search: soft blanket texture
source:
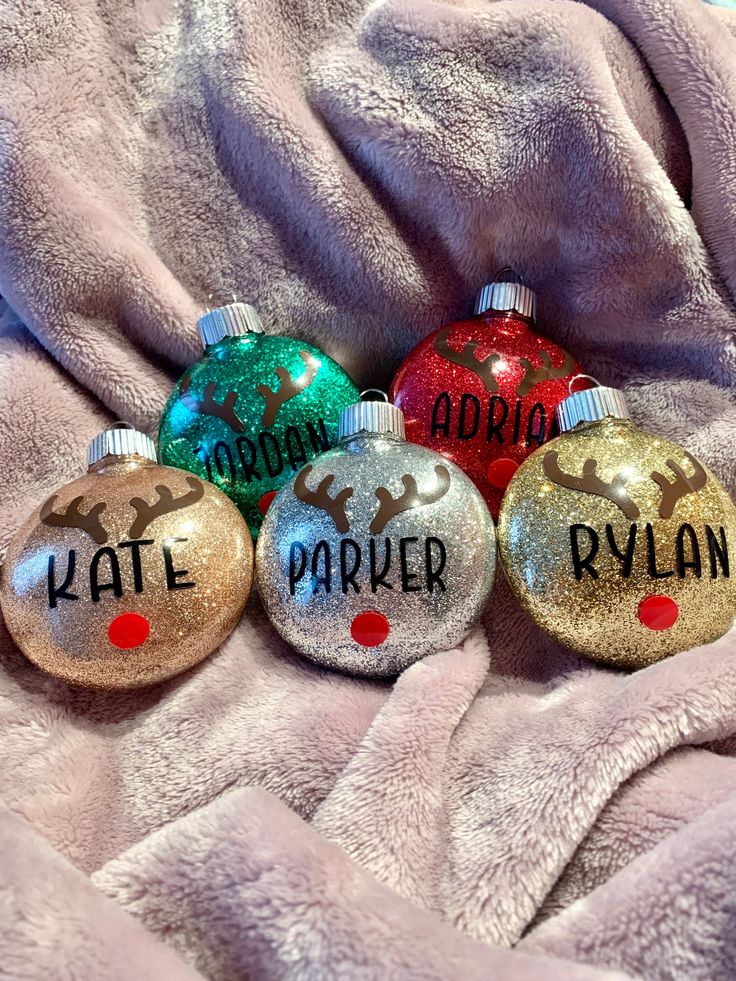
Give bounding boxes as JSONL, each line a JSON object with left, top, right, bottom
{"left": 2, "top": 0, "right": 736, "bottom": 977}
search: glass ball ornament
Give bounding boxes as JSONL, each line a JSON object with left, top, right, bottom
{"left": 158, "top": 295, "right": 359, "bottom": 538}
{"left": 390, "top": 270, "right": 585, "bottom": 518}
{"left": 0, "top": 424, "right": 253, "bottom": 689}
{"left": 497, "top": 381, "right": 736, "bottom": 669}
{"left": 256, "top": 394, "right": 497, "bottom": 676}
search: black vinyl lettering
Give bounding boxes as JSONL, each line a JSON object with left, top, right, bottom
{"left": 399, "top": 537, "right": 421, "bottom": 592}
{"left": 645, "top": 523, "right": 674, "bottom": 579}
{"left": 288, "top": 542, "right": 308, "bottom": 595}
{"left": 311, "top": 540, "right": 331, "bottom": 594}
{"left": 90, "top": 547, "right": 123, "bottom": 602}
{"left": 284, "top": 427, "right": 308, "bottom": 472}
{"left": 214, "top": 440, "right": 237, "bottom": 483}
{"left": 425, "top": 537, "right": 447, "bottom": 592}
{"left": 675, "top": 523, "right": 702, "bottom": 578}
{"left": 118, "top": 539, "right": 155, "bottom": 593}
{"left": 458, "top": 395, "right": 480, "bottom": 439}
{"left": 431, "top": 393, "right": 451, "bottom": 438}
{"left": 194, "top": 445, "right": 213, "bottom": 482}
{"left": 487, "top": 396, "right": 508, "bottom": 444}
{"left": 706, "top": 525, "right": 730, "bottom": 579}
{"left": 48, "top": 551, "right": 79, "bottom": 608}
{"left": 369, "top": 538, "right": 393, "bottom": 592}
{"left": 163, "top": 537, "right": 196, "bottom": 590}
{"left": 511, "top": 399, "right": 522, "bottom": 444}
{"left": 339, "top": 539, "right": 361, "bottom": 594}
{"left": 235, "top": 435, "right": 260, "bottom": 482}
{"left": 605, "top": 524, "right": 637, "bottom": 578}
{"left": 570, "top": 524, "right": 599, "bottom": 581}
{"left": 259, "top": 433, "right": 284, "bottom": 479}
{"left": 525, "top": 403, "right": 546, "bottom": 447}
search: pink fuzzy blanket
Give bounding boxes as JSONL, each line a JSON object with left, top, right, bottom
{"left": 2, "top": 0, "right": 736, "bottom": 977}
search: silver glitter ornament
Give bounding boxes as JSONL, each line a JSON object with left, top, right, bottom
{"left": 256, "top": 395, "right": 496, "bottom": 676}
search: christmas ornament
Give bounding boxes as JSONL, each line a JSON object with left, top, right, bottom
{"left": 390, "top": 270, "right": 584, "bottom": 518}
{"left": 498, "top": 381, "right": 736, "bottom": 669}
{"left": 256, "top": 393, "right": 496, "bottom": 676}
{"left": 0, "top": 424, "right": 253, "bottom": 689}
{"left": 158, "top": 295, "right": 359, "bottom": 537}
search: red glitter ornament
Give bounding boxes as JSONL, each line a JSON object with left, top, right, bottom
{"left": 390, "top": 271, "right": 585, "bottom": 519}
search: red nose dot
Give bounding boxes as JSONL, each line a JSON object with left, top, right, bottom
{"left": 108, "top": 612, "right": 150, "bottom": 650}
{"left": 258, "top": 490, "right": 278, "bottom": 515}
{"left": 351, "top": 610, "right": 390, "bottom": 647}
{"left": 638, "top": 595, "right": 679, "bottom": 631}
{"left": 487, "top": 457, "right": 519, "bottom": 489}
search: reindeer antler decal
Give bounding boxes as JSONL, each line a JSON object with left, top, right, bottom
{"left": 40, "top": 495, "right": 109, "bottom": 545}
{"left": 294, "top": 465, "right": 353, "bottom": 533}
{"left": 543, "top": 451, "right": 640, "bottom": 520}
{"left": 434, "top": 326, "right": 500, "bottom": 393}
{"left": 516, "top": 350, "right": 576, "bottom": 398}
{"left": 179, "top": 375, "right": 245, "bottom": 433}
{"left": 651, "top": 453, "right": 707, "bottom": 519}
{"left": 369, "top": 465, "right": 451, "bottom": 534}
{"left": 128, "top": 476, "right": 205, "bottom": 538}
{"left": 257, "top": 352, "right": 320, "bottom": 427}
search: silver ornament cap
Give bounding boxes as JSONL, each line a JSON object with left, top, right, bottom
{"left": 338, "top": 393, "right": 406, "bottom": 441}
{"left": 197, "top": 297, "right": 264, "bottom": 347}
{"left": 556, "top": 377, "right": 631, "bottom": 433}
{"left": 474, "top": 268, "right": 537, "bottom": 320}
{"left": 87, "top": 424, "right": 157, "bottom": 467}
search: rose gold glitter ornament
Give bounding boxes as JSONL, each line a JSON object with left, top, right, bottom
{"left": 0, "top": 424, "right": 253, "bottom": 689}
{"left": 498, "top": 380, "right": 736, "bottom": 669}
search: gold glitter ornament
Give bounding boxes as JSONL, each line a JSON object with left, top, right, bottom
{"left": 498, "top": 381, "right": 736, "bottom": 669}
{"left": 0, "top": 424, "right": 253, "bottom": 689}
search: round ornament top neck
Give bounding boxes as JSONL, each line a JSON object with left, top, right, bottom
{"left": 197, "top": 298, "right": 264, "bottom": 348}
{"left": 473, "top": 268, "right": 537, "bottom": 321}
{"left": 338, "top": 394, "right": 406, "bottom": 443}
{"left": 556, "top": 378, "right": 632, "bottom": 433}
{"left": 87, "top": 424, "right": 157, "bottom": 470}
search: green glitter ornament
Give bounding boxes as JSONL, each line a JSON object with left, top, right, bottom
{"left": 158, "top": 298, "right": 359, "bottom": 537}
